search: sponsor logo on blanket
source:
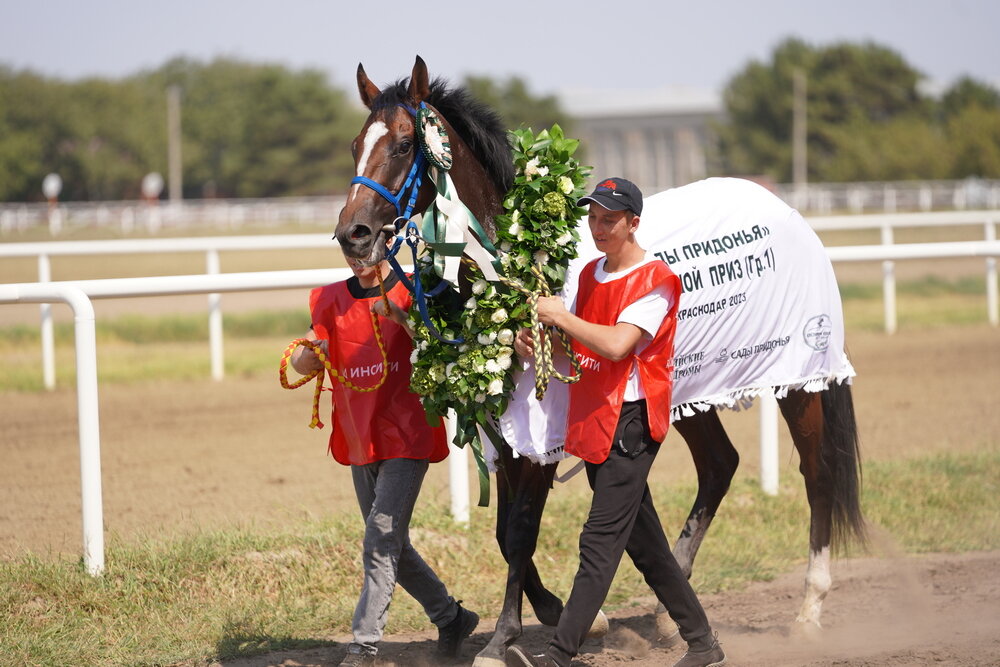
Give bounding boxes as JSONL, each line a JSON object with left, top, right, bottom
{"left": 802, "top": 315, "right": 833, "bottom": 351}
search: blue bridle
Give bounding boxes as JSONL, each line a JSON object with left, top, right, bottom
{"left": 348, "top": 102, "right": 463, "bottom": 344}
{"left": 350, "top": 103, "right": 427, "bottom": 234}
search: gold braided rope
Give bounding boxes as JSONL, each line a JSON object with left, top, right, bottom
{"left": 463, "top": 258, "right": 582, "bottom": 400}
{"left": 279, "top": 306, "right": 390, "bottom": 429}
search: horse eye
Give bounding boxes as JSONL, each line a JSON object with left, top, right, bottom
{"left": 398, "top": 140, "right": 412, "bottom": 155}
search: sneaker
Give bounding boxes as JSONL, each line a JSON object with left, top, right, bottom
{"left": 672, "top": 634, "right": 726, "bottom": 667}
{"left": 437, "top": 601, "right": 479, "bottom": 658}
{"left": 505, "top": 644, "right": 558, "bottom": 667}
{"left": 338, "top": 648, "right": 376, "bottom": 666}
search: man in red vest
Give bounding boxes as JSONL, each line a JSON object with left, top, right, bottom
{"left": 291, "top": 255, "right": 478, "bottom": 667}
{"left": 506, "top": 178, "right": 725, "bottom": 667}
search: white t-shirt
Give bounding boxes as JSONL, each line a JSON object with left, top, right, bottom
{"left": 567, "top": 255, "right": 674, "bottom": 401}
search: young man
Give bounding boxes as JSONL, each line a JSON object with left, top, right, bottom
{"left": 506, "top": 178, "right": 725, "bottom": 667}
{"left": 291, "top": 254, "right": 478, "bottom": 667}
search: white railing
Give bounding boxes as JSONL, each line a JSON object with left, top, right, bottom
{"left": 0, "top": 196, "right": 347, "bottom": 236}
{"left": 2, "top": 211, "right": 996, "bottom": 388}
{"left": 0, "top": 270, "right": 464, "bottom": 575}
{"left": 3, "top": 182, "right": 998, "bottom": 237}
{"left": 774, "top": 179, "right": 1000, "bottom": 214}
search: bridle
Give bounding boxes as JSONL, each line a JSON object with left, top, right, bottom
{"left": 347, "top": 101, "right": 461, "bottom": 343}
{"left": 350, "top": 102, "right": 427, "bottom": 241}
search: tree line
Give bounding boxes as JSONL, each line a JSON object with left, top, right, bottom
{"left": 1, "top": 39, "right": 998, "bottom": 203}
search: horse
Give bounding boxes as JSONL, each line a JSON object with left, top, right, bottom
{"left": 335, "top": 57, "right": 866, "bottom": 667}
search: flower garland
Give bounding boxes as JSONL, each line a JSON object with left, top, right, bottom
{"left": 408, "top": 124, "right": 591, "bottom": 460}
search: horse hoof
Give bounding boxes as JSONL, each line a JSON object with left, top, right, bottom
{"left": 791, "top": 617, "right": 823, "bottom": 641}
{"left": 585, "top": 609, "right": 609, "bottom": 639}
{"left": 654, "top": 604, "right": 681, "bottom": 646}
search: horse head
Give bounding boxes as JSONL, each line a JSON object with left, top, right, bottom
{"left": 336, "top": 56, "right": 513, "bottom": 266}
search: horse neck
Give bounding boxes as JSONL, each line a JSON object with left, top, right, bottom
{"left": 439, "top": 122, "right": 504, "bottom": 243}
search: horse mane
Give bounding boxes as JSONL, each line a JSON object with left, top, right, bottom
{"left": 373, "top": 77, "right": 514, "bottom": 196}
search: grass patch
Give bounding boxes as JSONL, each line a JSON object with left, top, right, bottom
{"left": 1, "top": 449, "right": 997, "bottom": 666}
{"left": 0, "top": 273, "right": 993, "bottom": 391}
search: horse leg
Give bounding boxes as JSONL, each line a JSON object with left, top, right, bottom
{"left": 779, "top": 384, "right": 865, "bottom": 632}
{"left": 777, "top": 389, "right": 830, "bottom": 632}
{"left": 653, "top": 408, "right": 739, "bottom": 640}
{"left": 474, "top": 447, "right": 558, "bottom": 667}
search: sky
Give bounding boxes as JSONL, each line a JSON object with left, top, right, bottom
{"left": 1, "top": 0, "right": 998, "bottom": 100}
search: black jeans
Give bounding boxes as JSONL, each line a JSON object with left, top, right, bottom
{"left": 548, "top": 401, "right": 713, "bottom": 666}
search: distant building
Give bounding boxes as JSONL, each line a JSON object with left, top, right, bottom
{"left": 559, "top": 86, "right": 724, "bottom": 194}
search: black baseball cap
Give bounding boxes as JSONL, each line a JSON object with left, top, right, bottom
{"left": 576, "top": 177, "right": 643, "bottom": 216}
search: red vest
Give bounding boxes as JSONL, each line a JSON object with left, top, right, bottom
{"left": 566, "top": 259, "right": 680, "bottom": 463}
{"left": 309, "top": 279, "right": 447, "bottom": 466}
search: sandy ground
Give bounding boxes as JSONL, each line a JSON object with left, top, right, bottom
{"left": 213, "top": 550, "right": 1000, "bottom": 666}
{"left": 1, "top": 319, "right": 997, "bottom": 665}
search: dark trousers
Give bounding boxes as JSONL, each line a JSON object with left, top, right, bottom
{"left": 548, "top": 401, "right": 713, "bottom": 666}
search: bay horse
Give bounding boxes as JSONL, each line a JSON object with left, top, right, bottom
{"left": 335, "top": 57, "right": 866, "bottom": 666}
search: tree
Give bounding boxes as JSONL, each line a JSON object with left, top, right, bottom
{"left": 717, "top": 38, "right": 928, "bottom": 182}
{"left": 462, "top": 75, "right": 572, "bottom": 135}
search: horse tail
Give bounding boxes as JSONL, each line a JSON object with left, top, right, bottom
{"left": 822, "top": 380, "right": 868, "bottom": 551}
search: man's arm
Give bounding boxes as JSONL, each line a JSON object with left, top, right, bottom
{"left": 535, "top": 295, "right": 644, "bottom": 362}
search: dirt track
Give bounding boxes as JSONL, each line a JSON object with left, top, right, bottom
{"left": 214, "top": 550, "right": 1000, "bottom": 666}
{"left": 1, "top": 325, "right": 998, "bottom": 665}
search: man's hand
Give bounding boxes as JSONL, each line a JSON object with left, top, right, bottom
{"left": 372, "top": 299, "right": 416, "bottom": 338}
{"left": 291, "top": 334, "right": 328, "bottom": 375}
{"left": 535, "top": 295, "right": 567, "bottom": 327}
{"left": 514, "top": 327, "right": 535, "bottom": 358}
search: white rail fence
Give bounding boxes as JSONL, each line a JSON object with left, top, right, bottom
{"left": 1, "top": 211, "right": 996, "bottom": 393}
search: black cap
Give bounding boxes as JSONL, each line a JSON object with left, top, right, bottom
{"left": 576, "top": 177, "right": 643, "bottom": 216}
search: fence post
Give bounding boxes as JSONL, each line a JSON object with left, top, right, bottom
{"left": 0, "top": 284, "right": 105, "bottom": 575}
{"left": 882, "top": 224, "right": 897, "bottom": 334}
{"left": 38, "top": 253, "right": 57, "bottom": 390}
{"left": 206, "top": 249, "right": 224, "bottom": 381}
{"left": 759, "top": 389, "right": 779, "bottom": 496}
{"left": 987, "top": 218, "right": 998, "bottom": 327}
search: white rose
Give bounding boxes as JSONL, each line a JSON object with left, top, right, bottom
{"left": 524, "top": 157, "right": 541, "bottom": 180}
{"left": 511, "top": 209, "right": 520, "bottom": 222}
{"left": 536, "top": 165, "right": 549, "bottom": 178}
{"left": 534, "top": 250, "right": 549, "bottom": 265}
{"left": 474, "top": 359, "right": 485, "bottom": 373}
{"left": 419, "top": 340, "right": 428, "bottom": 351}
{"left": 500, "top": 241, "right": 512, "bottom": 252}
{"left": 465, "top": 297, "right": 477, "bottom": 310}
{"left": 446, "top": 362, "right": 457, "bottom": 376}
{"left": 485, "top": 359, "right": 501, "bottom": 373}
{"left": 459, "top": 344, "right": 469, "bottom": 353}
{"left": 475, "top": 393, "right": 486, "bottom": 403}
{"left": 472, "top": 279, "right": 488, "bottom": 295}
{"left": 498, "top": 355, "right": 512, "bottom": 370}
{"left": 508, "top": 221, "right": 521, "bottom": 236}
{"left": 487, "top": 378, "right": 504, "bottom": 395}
{"left": 497, "top": 329, "right": 514, "bottom": 345}
{"left": 491, "top": 308, "right": 508, "bottom": 324}
{"left": 498, "top": 346, "right": 514, "bottom": 358}
{"left": 514, "top": 252, "right": 529, "bottom": 268}
{"left": 559, "top": 176, "right": 574, "bottom": 195}
{"left": 556, "top": 232, "right": 573, "bottom": 245}
{"left": 410, "top": 349, "right": 419, "bottom": 364}
{"left": 478, "top": 332, "right": 492, "bottom": 345}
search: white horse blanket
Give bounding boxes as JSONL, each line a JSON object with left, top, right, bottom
{"left": 493, "top": 177, "right": 855, "bottom": 466}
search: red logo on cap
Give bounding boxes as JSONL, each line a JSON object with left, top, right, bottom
{"left": 598, "top": 179, "right": 617, "bottom": 190}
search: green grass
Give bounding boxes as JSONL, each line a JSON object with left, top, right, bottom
{"left": 1, "top": 449, "right": 997, "bottom": 667}
{"left": 0, "top": 274, "right": 993, "bottom": 391}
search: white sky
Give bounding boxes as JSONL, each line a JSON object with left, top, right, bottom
{"left": 1, "top": 0, "right": 998, "bottom": 97}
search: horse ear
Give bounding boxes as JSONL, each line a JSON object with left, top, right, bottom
{"left": 408, "top": 55, "right": 430, "bottom": 105}
{"left": 357, "top": 63, "right": 381, "bottom": 110}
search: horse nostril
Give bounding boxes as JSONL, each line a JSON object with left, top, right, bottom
{"left": 350, "top": 224, "right": 373, "bottom": 241}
